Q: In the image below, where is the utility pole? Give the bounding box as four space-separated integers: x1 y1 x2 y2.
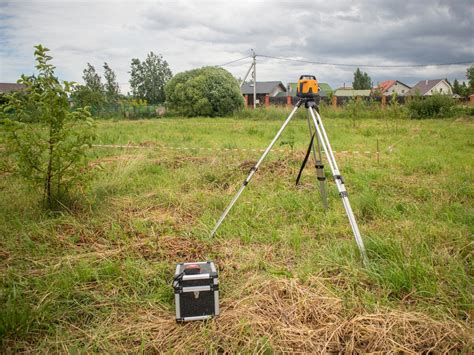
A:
240 63 253 88
239 49 257 109
252 49 256 109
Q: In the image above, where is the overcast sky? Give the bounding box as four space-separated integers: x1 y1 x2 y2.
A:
1 0 473 92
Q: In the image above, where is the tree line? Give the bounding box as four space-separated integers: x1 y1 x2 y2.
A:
72 52 173 111
74 55 473 113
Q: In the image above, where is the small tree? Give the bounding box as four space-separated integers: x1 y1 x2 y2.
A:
346 97 364 127
452 79 469 97
352 68 372 90
453 79 461 95
165 66 244 117
129 52 172 104
461 82 469 97
71 63 106 113
83 63 104 93
466 65 474 95
387 92 403 132
103 62 120 104
1 45 95 208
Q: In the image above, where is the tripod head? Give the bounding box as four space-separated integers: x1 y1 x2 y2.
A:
296 97 321 109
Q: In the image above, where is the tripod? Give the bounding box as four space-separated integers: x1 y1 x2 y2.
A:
210 98 368 264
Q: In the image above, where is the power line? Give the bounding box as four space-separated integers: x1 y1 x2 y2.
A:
257 54 473 68
215 55 251 67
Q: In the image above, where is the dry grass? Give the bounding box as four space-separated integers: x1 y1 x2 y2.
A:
8 229 470 353
88 154 144 166
41 234 470 353
93 275 471 353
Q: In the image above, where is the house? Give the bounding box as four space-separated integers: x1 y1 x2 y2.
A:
241 81 286 106
286 82 332 97
319 83 333 96
376 80 411 96
0 83 26 94
408 79 453 96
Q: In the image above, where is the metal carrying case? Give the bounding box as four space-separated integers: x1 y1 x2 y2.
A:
173 261 219 322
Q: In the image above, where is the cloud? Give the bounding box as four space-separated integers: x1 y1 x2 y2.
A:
0 0 472 91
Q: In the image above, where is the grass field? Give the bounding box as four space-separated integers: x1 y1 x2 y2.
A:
1 113 473 352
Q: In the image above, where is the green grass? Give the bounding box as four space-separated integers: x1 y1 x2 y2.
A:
1 113 473 352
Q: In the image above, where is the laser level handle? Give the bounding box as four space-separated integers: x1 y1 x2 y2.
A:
299 75 316 80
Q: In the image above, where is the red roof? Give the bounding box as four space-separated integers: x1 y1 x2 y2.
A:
377 80 396 93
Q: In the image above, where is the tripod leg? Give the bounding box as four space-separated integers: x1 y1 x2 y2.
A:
210 101 303 237
306 109 328 209
308 105 368 265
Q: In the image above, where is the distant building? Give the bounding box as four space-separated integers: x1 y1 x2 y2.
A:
408 79 453 96
376 80 411 96
319 83 333 96
0 83 26 94
241 81 286 97
241 81 286 106
336 85 352 91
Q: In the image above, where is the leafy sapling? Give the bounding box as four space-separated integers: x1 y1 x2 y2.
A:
1 45 96 208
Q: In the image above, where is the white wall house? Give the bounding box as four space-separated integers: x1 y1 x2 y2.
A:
427 80 453 95
409 79 453 96
377 80 411 96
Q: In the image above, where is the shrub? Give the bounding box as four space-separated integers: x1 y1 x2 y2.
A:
346 98 365 126
1 45 95 208
407 94 456 119
165 66 244 117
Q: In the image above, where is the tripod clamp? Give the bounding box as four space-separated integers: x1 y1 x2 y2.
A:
244 166 258 185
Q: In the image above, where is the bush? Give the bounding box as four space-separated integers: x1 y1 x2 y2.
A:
407 94 456 119
165 66 244 117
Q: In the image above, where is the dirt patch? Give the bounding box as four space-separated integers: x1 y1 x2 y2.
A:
122 204 178 223
118 202 198 232
137 234 210 262
137 141 156 147
453 116 473 123
154 155 213 169
238 160 255 172
239 158 294 176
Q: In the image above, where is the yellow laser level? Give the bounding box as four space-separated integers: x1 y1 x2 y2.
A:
297 75 319 98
